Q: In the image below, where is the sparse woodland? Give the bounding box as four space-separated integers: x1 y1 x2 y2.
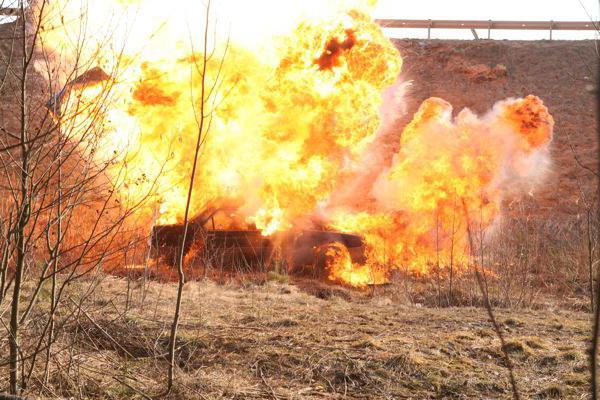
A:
0 1 598 399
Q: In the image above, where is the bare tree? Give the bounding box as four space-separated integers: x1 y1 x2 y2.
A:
463 199 521 400
591 16 600 397
164 0 212 385
7 2 32 393
166 0 232 391
0 1 160 394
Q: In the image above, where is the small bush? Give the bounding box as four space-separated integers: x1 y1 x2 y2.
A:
266 270 289 284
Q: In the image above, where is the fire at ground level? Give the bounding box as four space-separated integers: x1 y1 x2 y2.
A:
49 2 556 290
151 222 372 286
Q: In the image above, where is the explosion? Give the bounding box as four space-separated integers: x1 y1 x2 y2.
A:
328 95 553 280
39 0 553 287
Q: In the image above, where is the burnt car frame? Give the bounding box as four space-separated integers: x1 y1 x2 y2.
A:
151 222 366 273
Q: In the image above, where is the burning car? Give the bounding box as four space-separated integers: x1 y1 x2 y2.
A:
47 3 554 288
151 221 366 277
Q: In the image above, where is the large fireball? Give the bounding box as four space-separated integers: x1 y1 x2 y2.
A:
40 0 553 286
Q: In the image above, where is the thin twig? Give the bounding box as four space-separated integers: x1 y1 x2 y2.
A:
68 297 134 359
463 200 521 400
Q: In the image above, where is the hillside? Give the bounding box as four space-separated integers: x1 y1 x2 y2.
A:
393 39 597 219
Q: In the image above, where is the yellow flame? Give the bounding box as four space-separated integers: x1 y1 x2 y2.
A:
41 0 554 286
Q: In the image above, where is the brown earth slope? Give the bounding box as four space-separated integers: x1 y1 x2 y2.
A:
392 39 598 220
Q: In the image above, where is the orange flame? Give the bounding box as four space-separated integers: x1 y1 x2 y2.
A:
328 94 553 278
40 1 554 286
322 242 388 287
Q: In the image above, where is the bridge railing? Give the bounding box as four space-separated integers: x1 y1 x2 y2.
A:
375 19 600 40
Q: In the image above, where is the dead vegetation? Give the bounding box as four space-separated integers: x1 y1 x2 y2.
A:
0 274 590 399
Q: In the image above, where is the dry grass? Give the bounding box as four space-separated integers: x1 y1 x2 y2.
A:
0 273 589 399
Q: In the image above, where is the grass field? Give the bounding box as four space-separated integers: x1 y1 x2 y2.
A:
11 275 586 399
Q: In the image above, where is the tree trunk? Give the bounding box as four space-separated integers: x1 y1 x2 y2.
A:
9 5 29 394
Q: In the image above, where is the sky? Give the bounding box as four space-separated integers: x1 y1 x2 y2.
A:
1 0 597 41
373 0 599 40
